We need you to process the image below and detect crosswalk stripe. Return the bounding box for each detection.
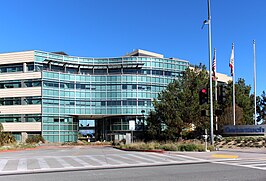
[126,154,158,163]
[55,157,74,168]
[171,154,205,161]
[150,153,188,162]
[17,159,27,171]
[70,157,92,167]
[142,153,176,162]
[113,154,143,163]
[85,156,107,165]
[106,156,129,165]
[37,158,50,169]
[0,160,8,171]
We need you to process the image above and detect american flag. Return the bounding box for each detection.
[212,48,216,80]
[229,44,234,76]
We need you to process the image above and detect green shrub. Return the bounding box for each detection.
[147,142,161,150]
[118,141,213,152]
[0,132,16,146]
[25,135,45,144]
[178,143,203,151]
[249,137,256,142]
[236,137,242,143]
[225,138,232,143]
[207,145,215,151]
[181,144,196,151]
[160,143,177,151]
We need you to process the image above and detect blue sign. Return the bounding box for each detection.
[224,125,266,135]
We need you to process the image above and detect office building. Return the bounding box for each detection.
[0,49,189,142]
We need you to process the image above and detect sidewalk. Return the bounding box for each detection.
[165,148,266,160]
[218,148,266,154]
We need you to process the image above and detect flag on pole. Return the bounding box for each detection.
[229,44,234,76]
[212,48,216,80]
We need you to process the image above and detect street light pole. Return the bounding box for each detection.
[207,0,214,145]
[141,110,145,131]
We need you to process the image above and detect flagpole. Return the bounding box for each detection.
[232,43,236,125]
[214,48,218,131]
[253,40,257,125]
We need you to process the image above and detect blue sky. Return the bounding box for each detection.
[0,0,265,95]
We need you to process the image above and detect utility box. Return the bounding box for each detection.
[126,133,131,144]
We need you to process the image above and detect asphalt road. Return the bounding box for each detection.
[0,146,265,180]
[0,162,265,181]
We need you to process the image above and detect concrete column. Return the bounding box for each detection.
[78,65,81,74]
[23,63,27,72]
[21,132,28,143]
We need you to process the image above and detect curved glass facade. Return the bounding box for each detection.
[33,50,189,142]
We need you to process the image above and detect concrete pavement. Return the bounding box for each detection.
[0,146,265,175]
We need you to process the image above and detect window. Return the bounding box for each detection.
[123,68,138,74]
[0,81,21,89]
[122,85,127,89]
[27,63,34,71]
[0,63,23,73]
[108,68,121,74]
[24,97,41,104]
[94,69,107,75]
[24,80,41,87]
[0,96,41,106]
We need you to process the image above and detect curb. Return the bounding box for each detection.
[219,149,266,154]
[0,144,112,153]
[113,147,165,153]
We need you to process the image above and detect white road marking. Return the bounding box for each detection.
[85,156,107,165]
[213,159,266,171]
[149,153,188,162]
[70,157,92,167]
[170,154,206,161]
[126,154,158,163]
[37,158,50,169]
[113,154,143,163]
[56,157,74,168]
[17,158,27,171]
[0,160,8,171]
[106,156,129,165]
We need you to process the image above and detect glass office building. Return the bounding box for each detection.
[0,49,189,142]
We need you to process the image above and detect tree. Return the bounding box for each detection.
[146,62,258,141]
[218,78,254,127]
[0,123,3,132]
[219,105,244,126]
[257,91,266,123]
[147,65,210,140]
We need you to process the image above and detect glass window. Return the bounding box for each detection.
[122,85,127,89]
[27,63,34,71]
[0,81,21,89]
[94,69,107,75]
[108,69,121,74]
[123,68,138,74]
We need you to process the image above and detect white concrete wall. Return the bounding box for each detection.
[0,72,41,81]
[0,51,34,65]
[0,87,41,98]
[2,122,41,132]
[0,105,41,114]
